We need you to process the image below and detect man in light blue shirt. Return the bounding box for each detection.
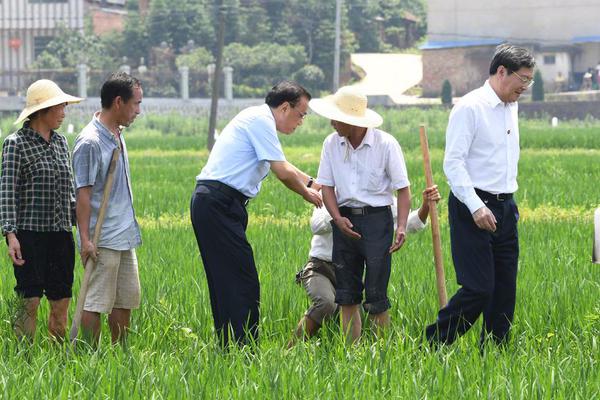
[191,81,322,346]
[72,72,143,346]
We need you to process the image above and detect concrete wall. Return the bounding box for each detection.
[422,45,494,97]
[535,52,571,92]
[427,0,600,43]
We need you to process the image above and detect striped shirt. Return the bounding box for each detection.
[1,125,76,235]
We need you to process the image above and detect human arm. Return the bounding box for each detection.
[1,138,25,266]
[76,186,97,265]
[288,162,322,192]
[389,186,410,253]
[322,185,361,239]
[270,160,322,208]
[443,104,496,232]
[310,204,333,235]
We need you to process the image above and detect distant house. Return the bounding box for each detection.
[86,0,127,36]
[0,0,84,93]
[421,0,600,96]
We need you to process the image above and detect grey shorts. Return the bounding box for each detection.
[298,259,338,325]
[83,247,141,314]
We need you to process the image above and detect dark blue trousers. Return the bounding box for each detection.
[190,183,259,346]
[425,191,519,346]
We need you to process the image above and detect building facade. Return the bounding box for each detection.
[0,0,84,93]
[422,0,600,96]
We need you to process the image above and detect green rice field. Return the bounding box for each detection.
[0,108,599,398]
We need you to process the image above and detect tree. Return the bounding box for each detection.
[292,65,325,96]
[176,47,214,71]
[532,70,544,102]
[441,80,452,105]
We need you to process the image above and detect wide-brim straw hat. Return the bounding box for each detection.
[308,86,383,128]
[14,79,83,125]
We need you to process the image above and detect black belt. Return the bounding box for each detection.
[196,180,250,205]
[339,205,390,216]
[475,188,513,202]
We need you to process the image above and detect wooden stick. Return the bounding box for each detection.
[69,148,121,343]
[419,125,448,308]
[593,208,600,264]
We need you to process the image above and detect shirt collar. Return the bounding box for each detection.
[340,128,374,149]
[92,112,119,144]
[21,122,58,144]
[482,80,504,108]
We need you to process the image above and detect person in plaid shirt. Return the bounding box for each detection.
[1,79,82,342]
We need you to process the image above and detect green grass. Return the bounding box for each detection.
[0,110,599,399]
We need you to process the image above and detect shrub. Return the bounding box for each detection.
[532,70,544,101]
[441,80,452,105]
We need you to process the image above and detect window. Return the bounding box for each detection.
[33,36,53,59]
[544,55,556,65]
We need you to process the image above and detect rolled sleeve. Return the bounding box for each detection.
[0,137,20,235]
[406,209,426,234]
[72,140,100,189]
[247,115,286,162]
[386,140,410,190]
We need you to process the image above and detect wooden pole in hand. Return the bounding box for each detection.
[69,148,121,343]
[419,125,448,308]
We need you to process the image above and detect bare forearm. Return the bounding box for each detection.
[417,201,430,223]
[76,189,92,242]
[396,187,411,231]
[272,161,309,196]
[322,186,340,220]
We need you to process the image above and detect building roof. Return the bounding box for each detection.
[572,35,600,43]
[420,38,504,50]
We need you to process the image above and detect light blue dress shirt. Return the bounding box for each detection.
[72,113,142,250]
[197,104,286,198]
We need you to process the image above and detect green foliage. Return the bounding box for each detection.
[441,80,453,105]
[532,70,545,102]
[35,25,116,69]
[29,51,62,70]
[292,65,325,97]
[224,43,307,89]
[175,47,214,71]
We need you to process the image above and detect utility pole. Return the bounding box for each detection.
[208,3,226,151]
[333,0,342,92]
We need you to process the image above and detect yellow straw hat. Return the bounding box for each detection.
[308,86,383,128]
[14,79,83,125]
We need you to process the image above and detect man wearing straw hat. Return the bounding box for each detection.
[310,86,411,343]
[1,79,82,342]
[72,72,143,345]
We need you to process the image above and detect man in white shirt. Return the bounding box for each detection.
[425,44,536,348]
[290,186,441,344]
[310,86,411,343]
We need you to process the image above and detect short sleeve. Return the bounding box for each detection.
[316,136,334,187]
[72,139,100,189]
[386,139,410,190]
[246,115,286,162]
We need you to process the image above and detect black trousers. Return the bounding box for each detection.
[425,191,519,346]
[190,183,259,346]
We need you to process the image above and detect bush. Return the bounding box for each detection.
[292,65,325,97]
[175,47,214,72]
[441,80,452,105]
[532,70,544,101]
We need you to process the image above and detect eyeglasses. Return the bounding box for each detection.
[511,70,535,88]
[291,107,308,120]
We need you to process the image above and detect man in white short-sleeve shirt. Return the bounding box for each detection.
[310,86,411,343]
[191,81,322,346]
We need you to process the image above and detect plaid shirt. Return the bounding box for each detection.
[1,125,76,235]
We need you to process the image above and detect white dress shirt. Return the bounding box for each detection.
[443,80,520,214]
[316,128,410,207]
[308,199,426,262]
